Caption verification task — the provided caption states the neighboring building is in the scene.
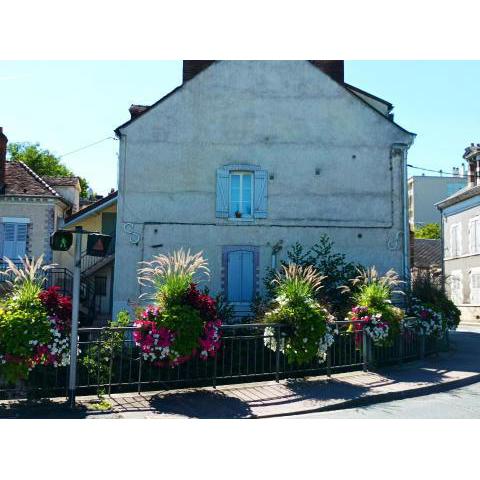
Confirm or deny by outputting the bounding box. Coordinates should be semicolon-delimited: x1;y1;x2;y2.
408;174;466;228
411;238;442;277
0;127;79;265
437;144;480;325
60;190;117;322
112;60;415;318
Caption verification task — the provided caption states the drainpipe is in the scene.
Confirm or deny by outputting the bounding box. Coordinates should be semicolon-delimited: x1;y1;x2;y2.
391;143;412;288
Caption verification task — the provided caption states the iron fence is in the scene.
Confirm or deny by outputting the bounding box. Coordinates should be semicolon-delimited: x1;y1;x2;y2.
0;320;448;402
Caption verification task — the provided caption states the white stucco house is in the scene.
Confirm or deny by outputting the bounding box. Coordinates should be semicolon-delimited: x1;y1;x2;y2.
112;60;415;318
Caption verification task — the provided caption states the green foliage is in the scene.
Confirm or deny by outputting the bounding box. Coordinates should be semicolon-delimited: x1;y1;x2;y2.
263;263;333;365
0;297;51;382
7;142;90;198
415;223;441;240
348;267;405;343
203;287;234;324
161;304;204;357
79;311;131;391
411;272;461;330
263;235;361;318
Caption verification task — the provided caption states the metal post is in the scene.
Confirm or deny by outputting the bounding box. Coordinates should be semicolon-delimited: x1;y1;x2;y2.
399;326;404;364
420;333;425;359
213;354;217;389
68;226;82;408
362;331;368;372
326;347;331;378
275;326;281;383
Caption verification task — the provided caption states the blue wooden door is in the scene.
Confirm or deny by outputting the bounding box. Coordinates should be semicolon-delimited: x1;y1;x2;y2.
227;250;254;303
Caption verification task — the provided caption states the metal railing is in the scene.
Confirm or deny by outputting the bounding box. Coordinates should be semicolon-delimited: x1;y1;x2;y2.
0;320;448;402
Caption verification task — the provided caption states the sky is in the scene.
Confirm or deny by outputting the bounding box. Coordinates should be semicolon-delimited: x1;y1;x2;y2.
1;60;479;195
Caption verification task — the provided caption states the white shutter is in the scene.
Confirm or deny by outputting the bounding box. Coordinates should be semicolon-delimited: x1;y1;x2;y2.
475;220;480;253
469;219;475;254
215;168;229;218
254;170;268;218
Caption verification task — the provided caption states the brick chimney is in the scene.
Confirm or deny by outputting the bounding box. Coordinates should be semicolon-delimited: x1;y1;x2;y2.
0;127;7;193
309;60;344;83
129;104;149;120
183;61;215;82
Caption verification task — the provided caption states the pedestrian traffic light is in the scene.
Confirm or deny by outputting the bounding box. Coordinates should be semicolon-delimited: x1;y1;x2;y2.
50;230;73;251
86;233;112;257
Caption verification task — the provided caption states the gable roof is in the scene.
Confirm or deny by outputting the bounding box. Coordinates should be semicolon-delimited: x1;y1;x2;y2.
412;239;442;268
115;61;415;138
63;190;117;227
2;161;70;206
43;176;80;188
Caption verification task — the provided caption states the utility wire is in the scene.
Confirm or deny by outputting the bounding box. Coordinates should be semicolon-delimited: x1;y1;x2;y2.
58;136;117;158
407;164;465;176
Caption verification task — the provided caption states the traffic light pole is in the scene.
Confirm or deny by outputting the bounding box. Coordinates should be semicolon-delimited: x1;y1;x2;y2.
68;226;83;408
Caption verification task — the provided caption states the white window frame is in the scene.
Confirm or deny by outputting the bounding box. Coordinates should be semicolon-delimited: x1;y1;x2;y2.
450;223;462;258
229;171;254;220
470;267;480;305
469;216;480;255
450;270;463;305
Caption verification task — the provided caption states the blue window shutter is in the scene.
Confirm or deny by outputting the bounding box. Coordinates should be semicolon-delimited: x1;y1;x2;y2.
254;170;268;218
216;168;229;218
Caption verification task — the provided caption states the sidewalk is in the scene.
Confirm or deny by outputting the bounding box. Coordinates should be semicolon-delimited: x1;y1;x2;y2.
1;327;479;419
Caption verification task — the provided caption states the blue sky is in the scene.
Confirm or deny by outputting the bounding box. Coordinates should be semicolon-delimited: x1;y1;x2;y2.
1;61;479;194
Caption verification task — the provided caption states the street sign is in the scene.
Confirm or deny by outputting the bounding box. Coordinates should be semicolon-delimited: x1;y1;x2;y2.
50;230;73;251
86;233;112;257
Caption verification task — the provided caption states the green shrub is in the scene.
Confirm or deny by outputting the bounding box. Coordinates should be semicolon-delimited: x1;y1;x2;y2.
263;264;336;365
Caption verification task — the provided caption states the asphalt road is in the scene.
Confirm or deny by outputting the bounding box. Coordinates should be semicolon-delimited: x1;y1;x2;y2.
296;325;480;419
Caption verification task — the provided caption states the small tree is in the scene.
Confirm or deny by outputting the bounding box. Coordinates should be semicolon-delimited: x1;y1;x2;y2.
8;142;90;198
262;235;362;318
415;223;441;240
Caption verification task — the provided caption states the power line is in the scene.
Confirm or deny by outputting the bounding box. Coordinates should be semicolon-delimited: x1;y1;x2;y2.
58;136;117;158
407;164;465;176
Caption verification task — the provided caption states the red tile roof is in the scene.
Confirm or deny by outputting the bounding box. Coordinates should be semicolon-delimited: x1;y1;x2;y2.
3;161;69;205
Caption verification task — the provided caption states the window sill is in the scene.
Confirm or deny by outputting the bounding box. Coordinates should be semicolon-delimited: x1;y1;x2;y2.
228;217;255;223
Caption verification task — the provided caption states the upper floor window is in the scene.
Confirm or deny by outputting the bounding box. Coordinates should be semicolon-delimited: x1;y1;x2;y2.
469;217;480;255
230;171;253;219
216;165;268;220
450;223;461;257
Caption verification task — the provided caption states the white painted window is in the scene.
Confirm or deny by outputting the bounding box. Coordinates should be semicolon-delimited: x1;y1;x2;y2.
470;268;480;305
450;270;463;305
2;222;28;259
469;216;480;254
229;171;253;219
450;223;462;257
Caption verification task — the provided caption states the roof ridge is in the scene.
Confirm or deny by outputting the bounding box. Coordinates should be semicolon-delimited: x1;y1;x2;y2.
15;160;69;203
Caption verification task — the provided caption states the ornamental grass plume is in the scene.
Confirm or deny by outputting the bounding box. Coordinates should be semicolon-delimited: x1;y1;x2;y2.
272;263;325;301
0;255;55;306
137;249;210;305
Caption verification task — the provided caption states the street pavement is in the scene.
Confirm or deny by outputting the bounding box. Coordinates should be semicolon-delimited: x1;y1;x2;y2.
294;381;480;418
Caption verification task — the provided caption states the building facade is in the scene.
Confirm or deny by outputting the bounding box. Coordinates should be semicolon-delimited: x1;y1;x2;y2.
408;175;466;228
112;60;415;318
0;127;78;266
437;144;480;325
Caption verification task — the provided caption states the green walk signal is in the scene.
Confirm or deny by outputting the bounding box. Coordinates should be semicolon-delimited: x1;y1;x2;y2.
50;230;73;251
86;233;112;257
